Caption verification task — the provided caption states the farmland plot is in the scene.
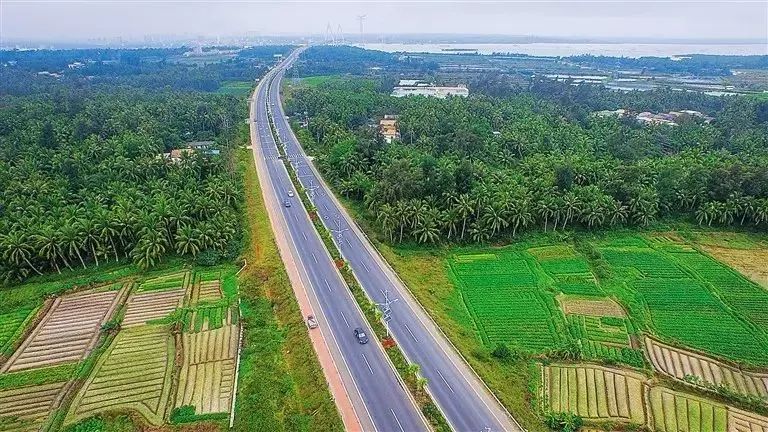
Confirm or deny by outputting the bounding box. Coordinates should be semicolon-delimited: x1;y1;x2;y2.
449;252;566;351
176;324;240;414
0;381;67;432
728;407;768;432
648;387;727;432
190;279;222;304
67;325;174;426
137;271;190;293
121;288;185;328
599;236;768;366
2;288;124;372
0;308;37;355
541;363;646;424
644;337;768;399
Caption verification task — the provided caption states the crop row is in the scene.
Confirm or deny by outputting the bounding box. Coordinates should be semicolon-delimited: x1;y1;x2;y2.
67;326;174;426
138;271;189;292
649;387;727;432
176;325;239;415
463;286;565;350
3;289;122;372
543;363;768;432
567;315;631;346
190;279;222;304
0;381;67;432
122;288;185;328
542;364;646;423
601;248;689;279
580;340;646;368
645;337;768;399
674;251;768;332
633;278;768;365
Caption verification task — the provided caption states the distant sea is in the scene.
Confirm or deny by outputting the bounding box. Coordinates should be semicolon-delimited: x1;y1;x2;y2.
358;43;768;58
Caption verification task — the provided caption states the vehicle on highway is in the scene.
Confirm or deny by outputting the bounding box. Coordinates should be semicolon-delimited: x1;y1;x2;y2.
306;315;318;329
353;327;369;344
284;200;291;207
288;190;294;197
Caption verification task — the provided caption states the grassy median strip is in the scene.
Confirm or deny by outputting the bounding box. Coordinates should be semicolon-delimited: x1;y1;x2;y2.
237;141;343;432
267;93;451;432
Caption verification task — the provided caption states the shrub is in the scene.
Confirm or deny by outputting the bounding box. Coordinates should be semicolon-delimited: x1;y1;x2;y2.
545;412;583;432
196;249;221;266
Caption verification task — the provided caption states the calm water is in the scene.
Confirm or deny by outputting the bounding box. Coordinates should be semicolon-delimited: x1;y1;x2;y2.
358;43;768;58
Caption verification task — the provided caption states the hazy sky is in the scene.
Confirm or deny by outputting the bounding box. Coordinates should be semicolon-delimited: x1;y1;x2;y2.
2;1;767;42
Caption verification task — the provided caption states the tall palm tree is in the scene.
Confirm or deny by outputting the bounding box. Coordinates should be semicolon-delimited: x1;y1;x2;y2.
1;231;43;275
455;193;474;240
35;226;66;273
59;223;87;269
175;225;202;257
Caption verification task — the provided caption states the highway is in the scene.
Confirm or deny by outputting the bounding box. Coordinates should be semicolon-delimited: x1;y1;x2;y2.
268;49;523;432
250;51;429;432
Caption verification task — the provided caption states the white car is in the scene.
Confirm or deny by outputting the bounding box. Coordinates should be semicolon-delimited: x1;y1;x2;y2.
288;190;294;197
306;315;318;329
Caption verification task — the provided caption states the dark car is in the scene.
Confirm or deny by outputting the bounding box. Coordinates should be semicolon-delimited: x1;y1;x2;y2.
284;200;291;207
353;327;369;344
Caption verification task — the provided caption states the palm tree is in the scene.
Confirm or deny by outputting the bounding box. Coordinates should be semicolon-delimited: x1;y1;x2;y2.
455;194;474;240
608;200;628;226
536;196;557;232
561;192;581;230
35;226;66;273
394;201;409;243
696;201;717;226
376;204;396;243
754;199;768;226
131;229;168;270
175;225;202;257
59;223;87;269
1;231;43;275
482;203;508;236
78;218;103;267
469;220;491;243
508;200;533;237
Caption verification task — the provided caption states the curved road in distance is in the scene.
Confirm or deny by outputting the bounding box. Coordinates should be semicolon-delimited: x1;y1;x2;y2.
251;51;429;432
270;49;524;432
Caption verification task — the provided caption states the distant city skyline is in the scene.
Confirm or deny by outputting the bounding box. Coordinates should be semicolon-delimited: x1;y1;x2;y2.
2;1;767;46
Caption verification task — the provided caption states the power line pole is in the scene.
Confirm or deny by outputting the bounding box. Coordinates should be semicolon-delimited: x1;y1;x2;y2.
356;15;367;42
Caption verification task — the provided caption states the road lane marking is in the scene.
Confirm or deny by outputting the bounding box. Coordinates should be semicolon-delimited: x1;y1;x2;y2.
346;238;352;247
361;353;374;375
324;203;330;211
403;324;418;343
361;262;369;273
324;279;332;292
293;213;298;222
340;311;350;327
390;409;405;432
436;369;455;394
301;231;307;241
311;252;318;264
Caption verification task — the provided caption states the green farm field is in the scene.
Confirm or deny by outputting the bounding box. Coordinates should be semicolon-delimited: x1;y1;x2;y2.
377;229;768;430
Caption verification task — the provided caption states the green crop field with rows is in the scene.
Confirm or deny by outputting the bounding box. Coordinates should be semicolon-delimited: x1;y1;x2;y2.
598;235;768;367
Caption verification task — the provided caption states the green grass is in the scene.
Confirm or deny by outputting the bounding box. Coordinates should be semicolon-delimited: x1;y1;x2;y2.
217;81;254;97
0;307;37;355
0;362;78;390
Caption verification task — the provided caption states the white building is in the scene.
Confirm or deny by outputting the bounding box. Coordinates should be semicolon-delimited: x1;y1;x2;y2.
391;84;469;99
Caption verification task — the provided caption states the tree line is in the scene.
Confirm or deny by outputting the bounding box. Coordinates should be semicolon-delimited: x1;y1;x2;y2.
0;89;245;283
285;77;768;245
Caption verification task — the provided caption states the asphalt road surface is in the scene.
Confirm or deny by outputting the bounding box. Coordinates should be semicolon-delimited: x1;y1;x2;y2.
268;49;524;432
251;52;429;432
